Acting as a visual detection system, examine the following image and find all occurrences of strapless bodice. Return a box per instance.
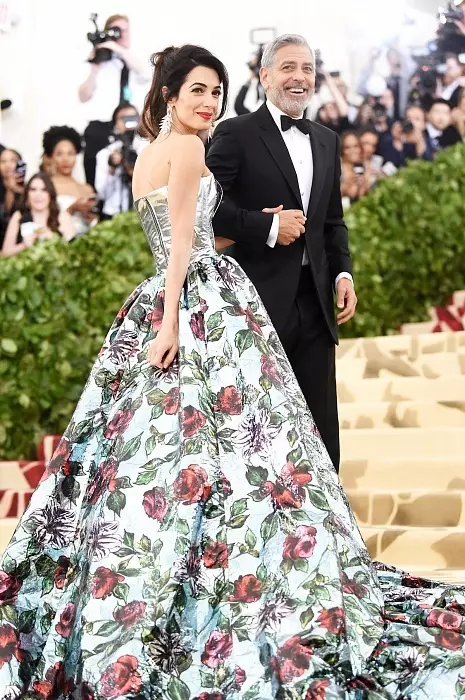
[135,173,221,273]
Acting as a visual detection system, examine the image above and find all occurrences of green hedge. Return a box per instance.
[341,142,465,337]
[0,214,153,459]
[1,143,464,458]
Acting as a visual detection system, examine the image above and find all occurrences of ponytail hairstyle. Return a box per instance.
[140,44,229,140]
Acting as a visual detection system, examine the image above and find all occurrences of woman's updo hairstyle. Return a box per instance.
[140,44,229,140]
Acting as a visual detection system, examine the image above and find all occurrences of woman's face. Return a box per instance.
[52,140,77,176]
[168,65,222,135]
[27,178,50,211]
[359,104,373,122]
[342,135,361,164]
[0,149,19,178]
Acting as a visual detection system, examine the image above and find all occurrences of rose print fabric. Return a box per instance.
[0,175,464,700]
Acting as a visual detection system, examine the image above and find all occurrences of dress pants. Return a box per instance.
[278,271,340,472]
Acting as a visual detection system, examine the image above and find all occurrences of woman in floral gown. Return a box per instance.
[0,44,464,700]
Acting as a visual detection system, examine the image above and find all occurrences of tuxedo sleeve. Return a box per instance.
[324,133,353,281]
[207,121,273,249]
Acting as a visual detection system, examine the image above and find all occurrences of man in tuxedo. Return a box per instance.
[207,34,356,471]
[425,99,462,153]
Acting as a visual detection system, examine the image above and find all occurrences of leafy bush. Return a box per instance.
[0,213,153,458]
[341,142,465,337]
[1,143,464,457]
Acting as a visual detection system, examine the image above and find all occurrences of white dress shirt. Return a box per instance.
[81,57,151,123]
[95,136,147,216]
[265,100,352,287]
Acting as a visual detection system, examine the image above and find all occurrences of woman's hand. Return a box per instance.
[148,323,179,369]
[23,231,38,248]
[5,173,25,195]
[70,195,96,215]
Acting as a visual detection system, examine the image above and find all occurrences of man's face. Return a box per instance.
[109,18,130,49]
[115,107,138,134]
[406,106,425,132]
[445,57,462,83]
[428,103,451,131]
[260,43,315,117]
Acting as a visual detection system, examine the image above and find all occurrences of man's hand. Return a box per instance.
[336,278,357,325]
[98,40,125,57]
[262,205,306,246]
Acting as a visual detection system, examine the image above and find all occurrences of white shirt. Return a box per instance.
[95,136,147,216]
[265,100,353,287]
[82,57,151,123]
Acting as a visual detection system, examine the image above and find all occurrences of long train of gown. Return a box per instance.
[0,174,464,700]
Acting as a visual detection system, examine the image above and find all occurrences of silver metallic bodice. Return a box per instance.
[135,173,221,273]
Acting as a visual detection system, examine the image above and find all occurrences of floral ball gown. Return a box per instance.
[1,173,464,700]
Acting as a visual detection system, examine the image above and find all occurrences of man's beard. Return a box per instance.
[267,85,313,116]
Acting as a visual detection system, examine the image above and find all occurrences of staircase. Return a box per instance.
[1,332,464,584]
[339,330,465,584]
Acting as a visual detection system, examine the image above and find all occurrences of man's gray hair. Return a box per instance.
[261,34,314,69]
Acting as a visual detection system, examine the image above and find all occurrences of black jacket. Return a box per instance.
[206,104,352,342]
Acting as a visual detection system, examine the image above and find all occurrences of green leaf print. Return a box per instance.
[199,670,215,688]
[243,681,261,700]
[113,582,129,603]
[145,435,157,457]
[270,412,284,427]
[207,327,225,343]
[167,675,191,700]
[256,564,267,583]
[287,428,298,447]
[228,514,249,529]
[120,434,142,462]
[176,519,190,536]
[55,641,67,658]
[107,490,126,516]
[218,611,230,631]
[235,329,253,356]
[307,488,329,511]
[220,289,238,305]
[235,627,250,642]
[294,558,309,573]
[207,311,222,330]
[97,620,121,636]
[260,513,278,544]
[0,605,17,624]
[134,470,157,486]
[35,554,56,578]
[123,530,135,548]
[259,375,272,392]
[245,528,257,549]
[230,498,248,518]
[300,607,314,628]
[286,445,303,463]
[246,466,268,487]
[41,577,54,596]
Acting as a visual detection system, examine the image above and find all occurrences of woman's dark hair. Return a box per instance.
[22,173,60,233]
[42,125,83,157]
[140,44,229,140]
[112,102,138,126]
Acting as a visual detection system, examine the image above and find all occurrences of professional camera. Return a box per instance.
[87,13,122,64]
[402,119,415,134]
[116,114,139,176]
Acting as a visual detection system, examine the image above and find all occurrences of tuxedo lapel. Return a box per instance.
[256,104,303,209]
[306,122,327,222]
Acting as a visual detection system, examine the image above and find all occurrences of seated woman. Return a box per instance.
[1,172,74,257]
[42,125,99,237]
[0,148,25,246]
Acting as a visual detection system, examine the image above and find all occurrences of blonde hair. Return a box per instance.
[104,14,129,30]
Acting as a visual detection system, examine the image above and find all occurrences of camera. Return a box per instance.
[314,49,325,93]
[16,159,27,182]
[87,13,122,64]
[109,115,139,178]
[402,119,415,134]
[353,163,366,176]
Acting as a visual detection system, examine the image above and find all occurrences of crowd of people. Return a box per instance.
[1,11,465,257]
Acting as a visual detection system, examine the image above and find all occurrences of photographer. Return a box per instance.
[315,71,351,134]
[425,97,462,151]
[95,103,147,218]
[234,50,265,115]
[78,14,151,187]
[440,54,465,108]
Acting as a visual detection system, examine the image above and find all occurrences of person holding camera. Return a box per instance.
[0,148,26,247]
[95,103,147,218]
[234,50,265,115]
[340,131,371,203]
[78,14,151,187]
[43,125,99,237]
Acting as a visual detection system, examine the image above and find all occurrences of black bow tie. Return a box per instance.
[280,114,311,135]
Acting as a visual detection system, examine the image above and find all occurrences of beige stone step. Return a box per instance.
[362,525,465,569]
[339,400,465,429]
[348,489,465,528]
[337,375,465,403]
[341,427,465,460]
[405,568,465,585]
[337,330,465,359]
[0,519,18,553]
[400,321,436,335]
[337,353,465,380]
[340,458,465,491]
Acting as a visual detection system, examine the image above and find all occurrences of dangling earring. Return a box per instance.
[159,104,173,136]
[208,120,216,141]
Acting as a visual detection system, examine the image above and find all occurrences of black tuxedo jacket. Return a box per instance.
[206,104,352,343]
